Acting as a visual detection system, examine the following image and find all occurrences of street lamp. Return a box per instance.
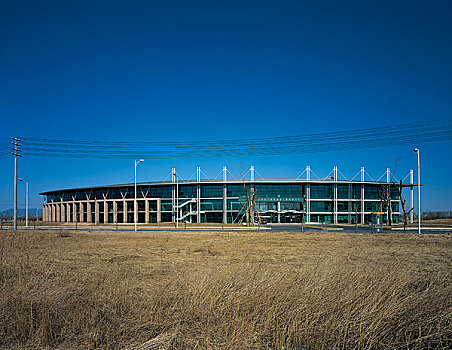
[413,148,421,235]
[19,178,28,228]
[134,159,144,232]
[172,169,179,229]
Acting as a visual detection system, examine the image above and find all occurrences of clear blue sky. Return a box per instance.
[1,0,451,212]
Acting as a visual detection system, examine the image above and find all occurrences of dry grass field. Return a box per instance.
[1,229,451,349]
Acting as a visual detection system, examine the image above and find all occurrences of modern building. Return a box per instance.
[40,166,415,225]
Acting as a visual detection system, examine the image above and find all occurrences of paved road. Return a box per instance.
[268,224,452,234]
[2,224,450,235]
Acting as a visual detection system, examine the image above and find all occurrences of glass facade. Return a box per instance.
[311,185,332,199]
[201,199,223,211]
[179,185,197,198]
[310,201,333,212]
[254,184,303,201]
[201,185,223,198]
[42,180,405,225]
[227,184,249,197]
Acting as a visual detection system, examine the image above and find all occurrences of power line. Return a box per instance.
[1,117,451,159]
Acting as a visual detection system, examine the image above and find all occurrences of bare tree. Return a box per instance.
[378,184,393,226]
[243,186,258,226]
[398,180,414,233]
[354,202,360,233]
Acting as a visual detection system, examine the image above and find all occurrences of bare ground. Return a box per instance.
[1,229,451,349]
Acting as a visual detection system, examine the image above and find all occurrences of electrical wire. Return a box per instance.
[0,117,451,159]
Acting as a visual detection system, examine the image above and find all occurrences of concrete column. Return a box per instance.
[60,202,65,222]
[56,204,60,222]
[79,202,83,222]
[104,201,108,224]
[73,201,77,222]
[123,200,127,223]
[157,198,161,223]
[95,201,99,225]
[113,200,118,224]
[145,200,149,224]
[277,202,281,223]
[86,202,91,223]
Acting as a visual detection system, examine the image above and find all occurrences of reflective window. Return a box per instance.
[364,186,380,200]
[179,185,196,198]
[337,201,350,212]
[310,201,333,212]
[256,202,277,211]
[254,184,304,201]
[227,184,249,197]
[149,201,158,211]
[280,202,302,210]
[311,185,332,199]
[337,185,349,199]
[161,200,172,211]
[149,186,172,198]
[201,212,223,223]
[227,200,243,211]
[364,201,380,212]
[392,202,399,212]
[201,185,223,198]
[201,199,223,211]
[390,188,400,200]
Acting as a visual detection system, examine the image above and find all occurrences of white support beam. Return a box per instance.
[196,166,201,224]
[223,166,227,224]
[333,166,338,224]
[361,167,365,224]
[410,169,414,223]
[171,167,175,223]
[306,165,311,223]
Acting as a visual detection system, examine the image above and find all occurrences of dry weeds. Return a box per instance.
[0,229,451,349]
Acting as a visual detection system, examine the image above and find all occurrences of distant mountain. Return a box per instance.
[0,208,42,217]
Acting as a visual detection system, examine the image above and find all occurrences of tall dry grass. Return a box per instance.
[0,230,451,349]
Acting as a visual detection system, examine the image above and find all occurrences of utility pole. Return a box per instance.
[414,148,421,234]
[11,138,23,230]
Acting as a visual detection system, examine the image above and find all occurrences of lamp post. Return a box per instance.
[173,169,179,229]
[414,148,421,234]
[19,178,28,228]
[134,159,144,232]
